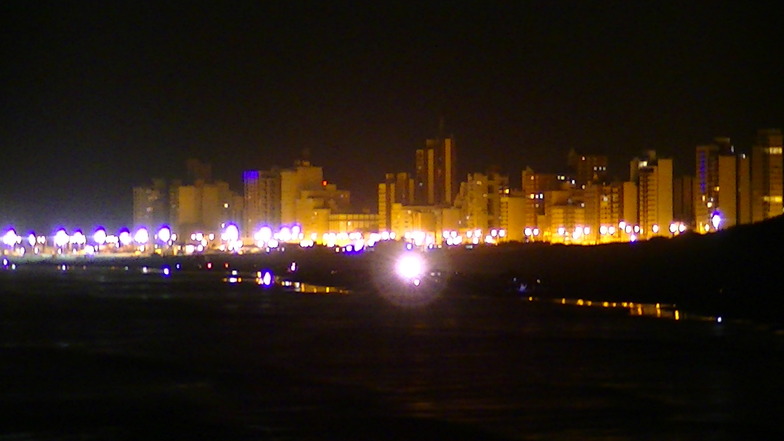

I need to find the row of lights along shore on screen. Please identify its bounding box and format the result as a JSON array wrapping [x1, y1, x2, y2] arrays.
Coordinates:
[[2, 217, 706, 258]]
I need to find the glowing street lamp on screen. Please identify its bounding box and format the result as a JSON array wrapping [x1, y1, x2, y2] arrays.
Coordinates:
[[254, 226, 272, 245], [2, 228, 19, 248], [222, 223, 240, 243], [53, 229, 69, 249], [93, 227, 107, 252], [157, 226, 172, 244], [711, 212, 722, 231], [118, 229, 132, 247], [134, 227, 149, 245], [71, 230, 87, 249], [222, 223, 241, 252]]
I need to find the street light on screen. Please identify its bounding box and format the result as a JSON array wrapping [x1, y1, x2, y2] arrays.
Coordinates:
[[134, 228, 149, 250], [225, 224, 242, 252], [53, 229, 69, 251], [711, 212, 722, 231], [157, 226, 172, 244], [71, 230, 86, 249], [118, 229, 132, 248], [93, 227, 107, 252], [2, 228, 19, 248]]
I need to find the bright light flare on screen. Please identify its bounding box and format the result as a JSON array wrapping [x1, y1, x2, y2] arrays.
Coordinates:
[[255, 226, 273, 243], [711, 213, 722, 230], [54, 229, 69, 248], [2, 229, 19, 247], [222, 223, 240, 242], [157, 226, 172, 243], [93, 228, 107, 245], [395, 253, 426, 281], [118, 230, 132, 247], [71, 230, 86, 245], [134, 228, 149, 245]]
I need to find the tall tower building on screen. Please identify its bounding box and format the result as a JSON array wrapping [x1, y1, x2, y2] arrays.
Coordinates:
[[279, 160, 324, 226], [583, 181, 624, 243], [673, 175, 695, 225], [461, 172, 509, 231], [378, 172, 414, 232], [694, 137, 752, 230], [132, 178, 170, 229], [172, 180, 237, 237], [414, 131, 457, 206], [243, 169, 281, 234], [751, 129, 783, 222], [635, 155, 673, 238]]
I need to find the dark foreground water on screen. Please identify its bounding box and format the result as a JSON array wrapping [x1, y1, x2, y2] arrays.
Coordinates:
[[1, 265, 783, 440]]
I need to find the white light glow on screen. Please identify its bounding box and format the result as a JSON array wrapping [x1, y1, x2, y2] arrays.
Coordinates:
[[711, 213, 722, 230], [222, 224, 240, 243], [157, 226, 171, 243], [93, 228, 107, 245], [119, 230, 132, 247], [395, 253, 426, 280], [3, 229, 19, 247], [54, 229, 69, 248], [134, 228, 149, 245]]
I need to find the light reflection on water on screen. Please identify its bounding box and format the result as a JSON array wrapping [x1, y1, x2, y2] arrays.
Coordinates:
[[221, 271, 350, 295], [523, 296, 716, 323]]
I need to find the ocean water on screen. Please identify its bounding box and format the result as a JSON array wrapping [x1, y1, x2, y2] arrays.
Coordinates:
[[1, 264, 783, 440]]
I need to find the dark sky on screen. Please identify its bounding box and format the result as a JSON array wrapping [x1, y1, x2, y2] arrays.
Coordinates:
[[2, 1, 782, 231]]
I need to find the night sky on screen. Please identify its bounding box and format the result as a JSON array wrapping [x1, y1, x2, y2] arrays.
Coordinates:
[[2, 2, 782, 231]]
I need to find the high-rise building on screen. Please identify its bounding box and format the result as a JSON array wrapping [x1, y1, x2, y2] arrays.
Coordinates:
[[414, 135, 457, 206], [694, 137, 751, 230], [172, 180, 238, 237], [132, 178, 170, 230], [280, 160, 324, 226], [378, 172, 414, 232], [461, 173, 491, 231], [296, 182, 351, 240], [243, 169, 281, 235], [521, 167, 564, 222], [751, 129, 783, 222], [673, 175, 695, 225], [458, 172, 509, 232], [500, 191, 529, 242], [567, 149, 609, 189], [635, 155, 673, 238], [584, 181, 625, 243]]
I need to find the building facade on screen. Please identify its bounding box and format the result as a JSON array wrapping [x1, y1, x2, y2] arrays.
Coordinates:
[[243, 169, 281, 235], [378, 172, 414, 232], [414, 136, 457, 206], [751, 129, 783, 222], [280, 160, 324, 226], [694, 138, 751, 230], [636, 156, 673, 238], [132, 178, 170, 230]]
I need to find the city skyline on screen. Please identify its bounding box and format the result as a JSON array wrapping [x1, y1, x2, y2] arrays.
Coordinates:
[[2, 2, 783, 229]]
